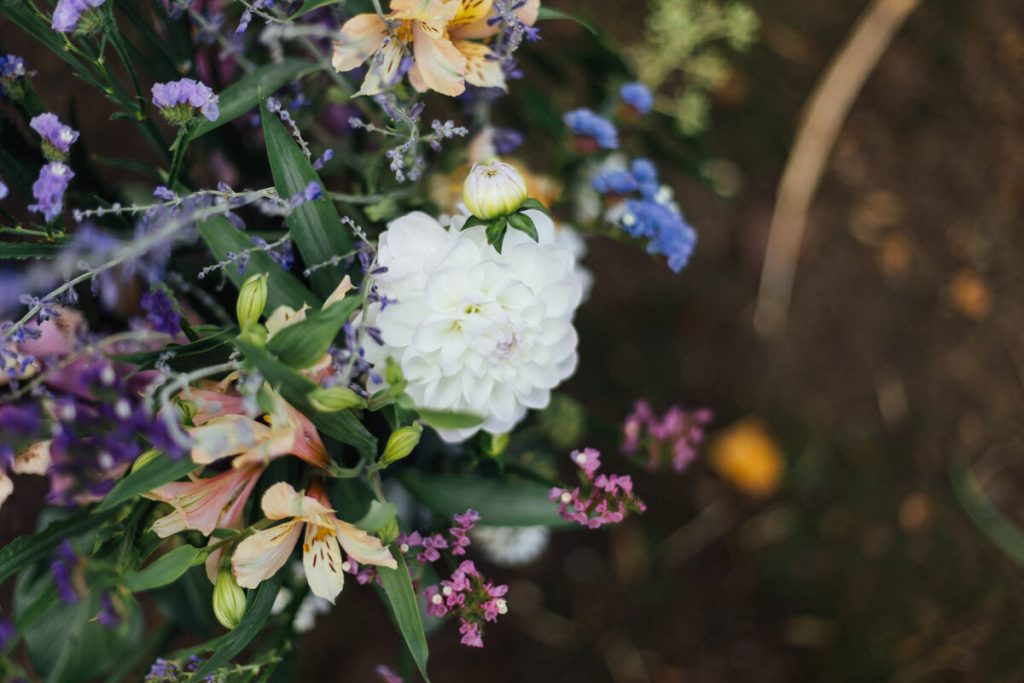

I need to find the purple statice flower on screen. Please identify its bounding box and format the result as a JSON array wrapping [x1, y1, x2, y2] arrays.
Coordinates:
[[250, 235, 295, 271], [151, 78, 219, 124], [563, 108, 618, 152], [449, 509, 480, 556], [96, 592, 120, 628], [416, 533, 448, 564], [424, 560, 508, 648], [52, 540, 80, 603], [619, 82, 654, 116], [0, 176, 10, 201], [0, 404, 42, 470], [622, 400, 713, 472], [51, 0, 106, 33], [0, 617, 15, 651], [549, 448, 647, 529], [30, 113, 80, 161], [492, 127, 524, 155], [140, 290, 181, 335], [312, 148, 334, 171], [47, 358, 184, 507], [0, 54, 27, 99], [145, 655, 217, 682], [29, 162, 74, 223]]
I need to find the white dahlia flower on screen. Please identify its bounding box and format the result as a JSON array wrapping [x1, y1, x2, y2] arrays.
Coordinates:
[[364, 209, 585, 442]]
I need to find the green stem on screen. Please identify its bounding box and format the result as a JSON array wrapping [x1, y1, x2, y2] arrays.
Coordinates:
[[167, 127, 191, 188]]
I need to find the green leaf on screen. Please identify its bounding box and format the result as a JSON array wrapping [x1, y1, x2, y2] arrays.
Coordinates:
[[267, 297, 361, 369], [0, 511, 116, 584], [96, 453, 197, 512], [188, 577, 282, 680], [189, 60, 319, 140], [111, 328, 236, 372], [518, 197, 551, 215], [507, 212, 539, 242], [0, 241, 67, 260], [198, 216, 320, 313], [485, 217, 508, 252], [378, 549, 431, 682], [400, 472, 570, 527], [292, 0, 345, 18], [416, 408, 485, 430], [355, 500, 398, 534], [460, 216, 487, 230], [260, 96, 353, 298], [950, 456, 1024, 566], [536, 6, 599, 35], [125, 544, 204, 592], [234, 336, 377, 460]]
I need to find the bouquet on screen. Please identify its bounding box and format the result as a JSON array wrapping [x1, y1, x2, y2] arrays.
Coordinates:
[[0, 0, 754, 680]]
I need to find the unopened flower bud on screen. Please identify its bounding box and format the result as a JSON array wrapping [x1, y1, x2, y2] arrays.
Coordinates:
[[482, 432, 509, 457], [236, 273, 268, 331], [130, 449, 162, 474], [308, 385, 366, 412], [462, 161, 528, 220], [380, 424, 423, 466], [213, 570, 247, 630]]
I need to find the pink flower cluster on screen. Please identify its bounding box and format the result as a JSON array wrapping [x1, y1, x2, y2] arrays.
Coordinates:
[[622, 400, 712, 472], [424, 560, 509, 648], [549, 448, 647, 529]]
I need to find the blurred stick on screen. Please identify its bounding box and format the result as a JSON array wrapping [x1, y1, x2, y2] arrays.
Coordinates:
[[754, 0, 921, 337]]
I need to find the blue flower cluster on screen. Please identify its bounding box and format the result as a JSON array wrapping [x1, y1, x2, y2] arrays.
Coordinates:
[[563, 108, 618, 150], [29, 162, 74, 223], [593, 159, 696, 273], [0, 54, 26, 97], [620, 82, 654, 115], [51, 0, 105, 33]]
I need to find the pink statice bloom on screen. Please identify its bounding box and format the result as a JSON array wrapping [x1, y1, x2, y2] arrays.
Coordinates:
[[621, 400, 713, 472], [550, 449, 647, 529], [423, 560, 508, 649]]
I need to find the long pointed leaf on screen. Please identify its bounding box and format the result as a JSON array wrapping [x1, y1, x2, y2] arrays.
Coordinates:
[[260, 96, 352, 297], [378, 549, 431, 682], [400, 472, 569, 527], [96, 453, 197, 512], [0, 510, 116, 584], [198, 216, 320, 313]]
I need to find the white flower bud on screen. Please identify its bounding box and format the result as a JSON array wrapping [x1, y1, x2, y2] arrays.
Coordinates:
[[462, 161, 528, 220]]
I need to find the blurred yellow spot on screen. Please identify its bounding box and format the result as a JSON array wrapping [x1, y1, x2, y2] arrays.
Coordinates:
[[948, 269, 992, 320], [708, 418, 784, 497]]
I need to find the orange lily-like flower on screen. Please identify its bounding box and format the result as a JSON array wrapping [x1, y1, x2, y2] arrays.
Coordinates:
[[232, 481, 397, 603], [332, 0, 540, 97], [187, 386, 329, 470]]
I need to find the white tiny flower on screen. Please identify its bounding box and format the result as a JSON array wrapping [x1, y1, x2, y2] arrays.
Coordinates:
[[114, 399, 132, 419], [431, 593, 444, 605], [496, 599, 508, 615], [442, 585, 453, 597], [364, 209, 585, 442], [560, 492, 572, 504], [462, 161, 529, 220], [100, 365, 116, 386]]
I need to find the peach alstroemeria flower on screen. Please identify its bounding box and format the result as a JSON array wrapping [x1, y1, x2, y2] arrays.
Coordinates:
[[232, 482, 397, 603], [332, 0, 538, 97], [0, 440, 52, 512], [147, 463, 264, 538], [188, 388, 329, 470]]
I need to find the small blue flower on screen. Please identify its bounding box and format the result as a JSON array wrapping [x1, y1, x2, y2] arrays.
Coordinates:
[[141, 290, 181, 335], [620, 82, 654, 115], [592, 169, 638, 196], [29, 162, 74, 223], [0, 177, 8, 201], [622, 199, 696, 273], [563, 108, 618, 151], [493, 127, 524, 155], [51, 0, 105, 33], [0, 54, 27, 98], [151, 78, 219, 124], [29, 113, 79, 161]]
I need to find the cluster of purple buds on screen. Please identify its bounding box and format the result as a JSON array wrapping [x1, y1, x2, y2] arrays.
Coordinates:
[[424, 560, 509, 648], [51, 0, 106, 34], [622, 400, 712, 472], [29, 162, 74, 223], [152, 78, 220, 125], [564, 108, 618, 153], [0, 54, 27, 99], [549, 448, 647, 529], [47, 358, 183, 507], [30, 113, 79, 162], [145, 655, 217, 682], [52, 540, 80, 603], [140, 290, 182, 336]]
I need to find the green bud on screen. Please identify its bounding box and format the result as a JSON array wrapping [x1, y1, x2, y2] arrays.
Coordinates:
[[130, 448, 162, 474], [213, 570, 247, 630], [308, 385, 366, 412], [176, 399, 198, 426], [384, 357, 405, 388], [482, 432, 509, 457], [379, 517, 400, 545], [380, 424, 423, 466], [236, 272, 269, 331]]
